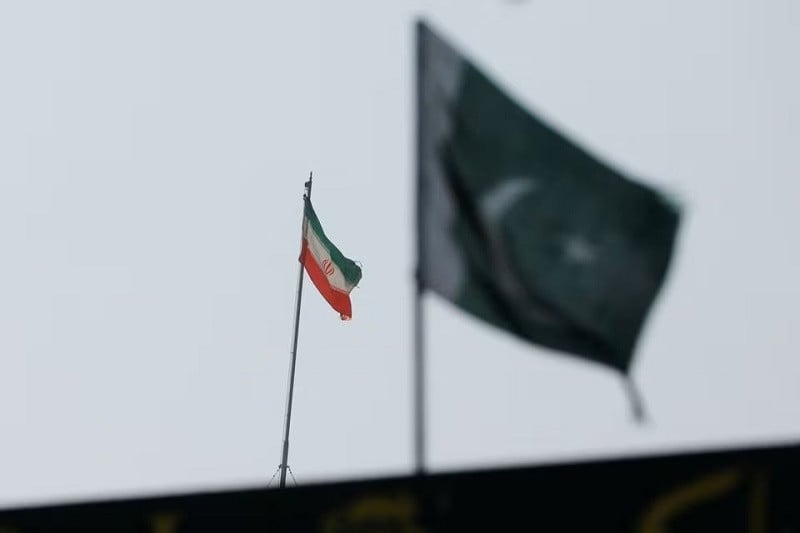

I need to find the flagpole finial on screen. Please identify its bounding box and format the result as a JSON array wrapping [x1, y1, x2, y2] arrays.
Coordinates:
[[303, 172, 313, 198]]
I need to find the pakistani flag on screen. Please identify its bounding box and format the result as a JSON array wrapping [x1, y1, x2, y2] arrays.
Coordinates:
[[301, 198, 362, 320], [416, 21, 681, 372]]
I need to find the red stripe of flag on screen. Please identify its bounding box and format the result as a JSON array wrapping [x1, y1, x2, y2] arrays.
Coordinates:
[[300, 239, 353, 320]]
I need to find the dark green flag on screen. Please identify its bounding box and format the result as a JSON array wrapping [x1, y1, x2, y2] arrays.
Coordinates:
[[416, 21, 681, 373]]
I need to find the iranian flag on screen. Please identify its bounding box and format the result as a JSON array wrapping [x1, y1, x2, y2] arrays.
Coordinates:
[[300, 198, 362, 320]]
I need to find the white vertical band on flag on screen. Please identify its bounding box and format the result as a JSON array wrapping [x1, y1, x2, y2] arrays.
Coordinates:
[[305, 220, 355, 294], [419, 24, 467, 300]]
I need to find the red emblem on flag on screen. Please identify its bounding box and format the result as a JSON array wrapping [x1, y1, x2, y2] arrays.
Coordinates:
[[322, 259, 335, 277]]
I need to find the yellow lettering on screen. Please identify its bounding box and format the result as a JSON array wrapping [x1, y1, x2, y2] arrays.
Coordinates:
[[748, 469, 768, 533], [638, 468, 743, 533], [150, 512, 181, 533]]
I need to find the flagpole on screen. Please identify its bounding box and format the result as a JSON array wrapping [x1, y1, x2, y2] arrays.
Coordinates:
[[279, 171, 313, 488], [413, 22, 427, 476], [413, 286, 426, 475]]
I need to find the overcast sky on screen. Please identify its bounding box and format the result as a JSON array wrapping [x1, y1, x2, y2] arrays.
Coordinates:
[[1, 0, 798, 509]]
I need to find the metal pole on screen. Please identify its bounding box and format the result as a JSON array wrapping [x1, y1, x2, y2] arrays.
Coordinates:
[[280, 172, 313, 488], [414, 22, 427, 476], [414, 285, 425, 474]]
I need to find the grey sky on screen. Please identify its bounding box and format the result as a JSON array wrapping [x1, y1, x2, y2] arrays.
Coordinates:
[[1, 0, 798, 509]]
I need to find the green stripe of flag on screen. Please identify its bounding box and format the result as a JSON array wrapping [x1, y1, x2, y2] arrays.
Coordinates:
[[304, 199, 362, 287]]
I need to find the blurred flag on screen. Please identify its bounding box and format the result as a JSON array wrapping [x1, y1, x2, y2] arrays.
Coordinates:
[[416, 20, 681, 372], [301, 198, 362, 320]]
